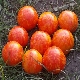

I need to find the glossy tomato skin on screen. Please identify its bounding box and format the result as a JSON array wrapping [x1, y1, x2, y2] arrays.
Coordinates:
[[30, 31, 51, 55], [58, 10, 78, 32], [38, 12, 58, 35], [42, 46, 66, 74], [8, 26, 29, 47], [2, 41, 24, 66], [22, 49, 42, 74], [52, 29, 74, 55], [17, 6, 38, 31]]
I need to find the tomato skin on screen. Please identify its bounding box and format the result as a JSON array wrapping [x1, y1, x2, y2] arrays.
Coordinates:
[[2, 41, 24, 66], [30, 31, 51, 55], [38, 12, 58, 35], [58, 10, 78, 32], [42, 46, 66, 74], [8, 26, 29, 47], [17, 6, 38, 31], [52, 29, 74, 55], [22, 49, 42, 74]]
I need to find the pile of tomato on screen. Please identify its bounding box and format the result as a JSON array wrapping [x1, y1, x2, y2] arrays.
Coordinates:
[[2, 6, 78, 74]]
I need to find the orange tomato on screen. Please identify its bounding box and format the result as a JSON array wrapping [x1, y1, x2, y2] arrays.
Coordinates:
[[58, 10, 78, 32], [22, 49, 42, 74], [30, 31, 51, 55], [52, 29, 74, 55], [2, 41, 24, 66], [38, 12, 58, 34], [8, 26, 29, 47], [42, 46, 66, 74], [17, 6, 38, 31]]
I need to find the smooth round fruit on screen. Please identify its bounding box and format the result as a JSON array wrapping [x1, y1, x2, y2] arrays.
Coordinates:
[[52, 29, 74, 55], [38, 12, 58, 34], [22, 49, 42, 74], [2, 41, 24, 66], [30, 31, 51, 55], [58, 10, 78, 32], [17, 6, 38, 31], [42, 46, 66, 74], [8, 26, 29, 47]]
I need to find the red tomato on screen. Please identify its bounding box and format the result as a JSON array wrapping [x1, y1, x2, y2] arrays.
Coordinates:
[[38, 12, 58, 34], [42, 46, 66, 74], [58, 10, 78, 32], [8, 26, 29, 47], [2, 41, 24, 66], [17, 6, 38, 31], [30, 31, 51, 55], [52, 29, 74, 55], [22, 49, 42, 74]]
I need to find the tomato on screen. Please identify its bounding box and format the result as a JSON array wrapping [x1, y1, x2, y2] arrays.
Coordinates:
[[58, 10, 78, 32], [8, 26, 29, 47], [38, 12, 58, 34], [2, 41, 24, 66], [52, 29, 74, 55], [17, 6, 38, 31], [30, 31, 51, 55], [22, 49, 42, 74], [42, 46, 66, 74]]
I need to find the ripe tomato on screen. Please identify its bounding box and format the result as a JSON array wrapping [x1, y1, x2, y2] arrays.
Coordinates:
[[42, 46, 66, 74], [30, 31, 51, 55], [2, 41, 24, 66], [52, 29, 74, 55], [8, 26, 29, 47], [22, 49, 42, 74], [17, 6, 38, 31], [38, 12, 58, 34], [58, 10, 78, 32]]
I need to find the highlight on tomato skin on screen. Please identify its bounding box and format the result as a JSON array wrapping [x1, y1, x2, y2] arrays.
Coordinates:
[[17, 6, 38, 31], [58, 10, 78, 32], [22, 49, 42, 74], [30, 31, 51, 55], [8, 26, 29, 47], [42, 46, 66, 74], [52, 29, 74, 55], [38, 12, 58, 35], [2, 41, 24, 66]]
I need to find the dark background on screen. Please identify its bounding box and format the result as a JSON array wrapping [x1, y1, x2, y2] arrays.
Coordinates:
[[0, 0, 80, 80]]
